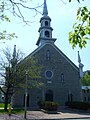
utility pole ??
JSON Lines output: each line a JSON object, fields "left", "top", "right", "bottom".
{"left": 24, "top": 71, "right": 28, "bottom": 119}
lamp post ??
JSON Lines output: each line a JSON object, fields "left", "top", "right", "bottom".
{"left": 24, "top": 71, "right": 28, "bottom": 119}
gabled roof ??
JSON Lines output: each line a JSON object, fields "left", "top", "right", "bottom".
{"left": 27, "top": 43, "right": 79, "bottom": 71}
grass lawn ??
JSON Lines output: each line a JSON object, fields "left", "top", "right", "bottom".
{"left": 11, "top": 109, "right": 24, "bottom": 114}
{"left": 0, "top": 103, "right": 24, "bottom": 114}
{"left": 0, "top": 109, "right": 24, "bottom": 114}
{"left": 0, "top": 103, "right": 5, "bottom": 108}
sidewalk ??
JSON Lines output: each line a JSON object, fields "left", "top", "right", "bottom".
{"left": 0, "top": 106, "right": 90, "bottom": 120}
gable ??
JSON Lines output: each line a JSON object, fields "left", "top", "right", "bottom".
{"left": 27, "top": 43, "right": 79, "bottom": 72}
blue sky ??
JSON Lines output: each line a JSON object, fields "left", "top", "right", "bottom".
{"left": 0, "top": 0, "right": 90, "bottom": 71}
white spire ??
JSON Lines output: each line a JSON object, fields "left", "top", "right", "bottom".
{"left": 13, "top": 45, "right": 16, "bottom": 59}
{"left": 43, "top": 0, "right": 48, "bottom": 16}
{"left": 11, "top": 45, "right": 17, "bottom": 71}
{"left": 78, "top": 51, "right": 81, "bottom": 63}
{"left": 78, "top": 51, "right": 84, "bottom": 78}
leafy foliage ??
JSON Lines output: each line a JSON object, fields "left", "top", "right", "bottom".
{"left": 0, "top": 31, "right": 17, "bottom": 40}
{"left": 0, "top": 0, "right": 43, "bottom": 41}
{"left": 81, "top": 73, "right": 90, "bottom": 86}
{"left": 38, "top": 101, "right": 58, "bottom": 111}
{"left": 69, "top": 6, "right": 90, "bottom": 48}
{"left": 0, "top": 46, "right": 25, "bottom": 110}
{"left": 0, "top": 1, "right": 17, "bottom": 41}
{"left": 0, "top": 103, "right": 24, "bottom": 114}
{"left": 0, "top": 46, "right": 43, "bottom": 110}
{"left": 17, "top": 57, "right": 43, "bottom": 89}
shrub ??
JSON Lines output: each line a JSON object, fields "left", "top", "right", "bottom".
{"left": 44, "top": 101, "right": 58, "bottom": 111}
{"left": 38, "top": 101, "right": 58, "bottom": 111}
{"left": 37, "top": 101, "right": 45, "bottom": 109}
{"left": 65, "top": 101, "right": 90, "bottom": 110}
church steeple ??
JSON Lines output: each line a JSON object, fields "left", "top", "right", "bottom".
{"left": 13, "top": 45, "right": 16, "bottom": 59}
{"left": 36, "top": 0, "right": 56, "bottom": 46}
{"left": 11, "top": 45, "right": 17, "bottom": 71}
{"left": 43, "top": 0, "right": 48, "bottom": 16}
{"left": 78, "top": 51, "right": 84, "bottom": 78}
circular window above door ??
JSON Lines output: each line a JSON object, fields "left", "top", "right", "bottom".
{"left": 45, "top": 70, "right": 53, "bottom": 79}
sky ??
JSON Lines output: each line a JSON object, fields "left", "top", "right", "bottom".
{"left": 0, "top": 0, "right": 90, "bottom": 71}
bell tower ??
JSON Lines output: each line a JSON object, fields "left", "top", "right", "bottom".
{"left": 36, "top": 0, "right": 56, "bottom": 46}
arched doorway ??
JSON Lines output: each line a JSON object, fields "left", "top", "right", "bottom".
{"left": 45, "top": 90, "right": 53, "bottom": 101}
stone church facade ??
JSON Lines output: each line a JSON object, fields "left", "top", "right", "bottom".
{"left": 12, "top": 0, "right": 82, "bottom": 107}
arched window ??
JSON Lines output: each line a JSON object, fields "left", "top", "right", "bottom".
{"left": 45, "top": 31, "right": 50, "bottom": 37}
{"left": 61, "top": 73, "right": 64, "bottom": 82}
{"left": 45, "top": 21, "right": 48, "bottom": 26}
{"left": 46, "top": 50, "right": 50, "bottom": 60}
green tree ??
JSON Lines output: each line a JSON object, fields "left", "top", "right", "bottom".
{"left": 0, "top": 46, "right": 42, "bottom": 110}
{"left": 0, "top": 0, "right": 18, "bottom": 41}
{"left": 0, "top": 0, "right": 43, "bottom": 41}
{"left": 0, "top": 11, "right": 17, "bottom": 41}
{"left": 1, "top": 0, "right": 89, "bottom": 46}
{"left": 0, "top": 46, "right": 24, "bottom": 110}
{"left": 68, "top": 6, "right": 90, "bottom": 48}
{"left": 81, "top": 73, "right": 90, "bottom": 86}
{"left": 60, "top": 0, "right": 89, "bottom": 48}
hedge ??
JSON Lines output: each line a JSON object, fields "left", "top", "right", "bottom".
{"left": 38, "top": 101, "right": 58, "bottom": 111}
{"left": 65, "top": 101, "right": 90, "bottom": 110}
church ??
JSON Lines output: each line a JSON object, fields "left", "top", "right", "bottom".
{"left": 12, "top": 0, "right": 83, "bottom": 107}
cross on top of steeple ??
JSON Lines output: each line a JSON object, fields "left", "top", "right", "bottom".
{"left": 43, "top": 0, "right": 48, "bottom": 16}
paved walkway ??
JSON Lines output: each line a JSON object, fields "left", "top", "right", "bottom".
{"left": 0, "top": 106, "right": 90, "bottom": 120}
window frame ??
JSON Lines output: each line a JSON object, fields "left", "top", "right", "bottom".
{"left": 45, "top": 31, "right": 50, "bottom": 37}
{"left": 45, "top": 70, "right": 53, "bottom": 79}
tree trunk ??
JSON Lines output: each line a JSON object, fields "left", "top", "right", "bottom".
{"left": 4, "top": 93, "right": 8, "bottom": 111}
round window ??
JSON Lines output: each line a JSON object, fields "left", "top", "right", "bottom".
{"left": 45, "top": 70, "right": 53, "bottom": 79}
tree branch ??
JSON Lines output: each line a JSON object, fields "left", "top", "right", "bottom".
{"left": 0, "top": 86, "right": 5, "bottom": 94}
{"left": 8, "top": 0, "right": 43, "bottom": 24}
